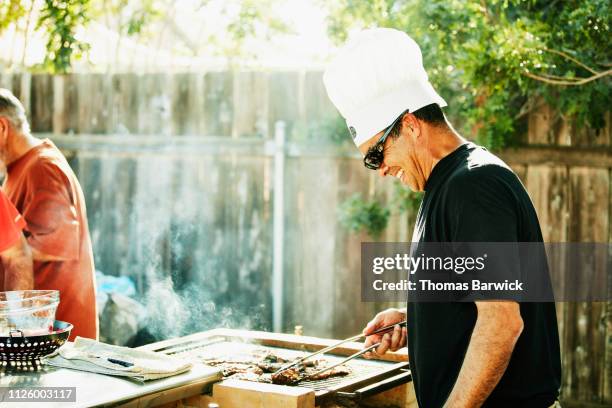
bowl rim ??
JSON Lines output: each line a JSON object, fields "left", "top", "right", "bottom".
{"left": 0, "top": 320, "right": 73, "bottom": 340}
{"left": 0, "top": 290, "right": 60, "bottom": 303}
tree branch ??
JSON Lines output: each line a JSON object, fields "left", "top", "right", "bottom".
{"left": 536, "top": 72, "right": 582, "bottom": 82}
{"left": 543, "top": 48, "right": 599, "bottom": 74}
{"left": 514, "top": 98, "right": 545, "bottom": 120}
{"left": 523, "top": 69, "right": 612, "bottom": 86}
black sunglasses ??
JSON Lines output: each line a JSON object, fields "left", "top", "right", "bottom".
{"left": 363, "top": 112, "right": 405, "bottom": 170}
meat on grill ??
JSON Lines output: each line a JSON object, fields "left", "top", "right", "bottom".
{"left": 307, "top": 366, "right": 351, "bottom": 381}
{"left": 203, "top": 351, "right": 351, "bottom": 385}
{"left": 271, "top": 368, "right": 302, "bottom": 385}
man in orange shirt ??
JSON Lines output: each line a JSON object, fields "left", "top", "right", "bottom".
{"left": 0, "top": 190, "right": 33, "bottom": 290}
{"left": 0, "top": 88, "right": 98, "bottom": 340}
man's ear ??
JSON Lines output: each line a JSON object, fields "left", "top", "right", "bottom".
{"left": 0, "top": 117, "right": 8, "bottom": 142}
{"left": 401, "top": 113, "right": 420, "bottom": 138}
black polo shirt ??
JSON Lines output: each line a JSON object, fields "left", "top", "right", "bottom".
{"left": 407, "top": 142, "right": 561, "bottom": 407}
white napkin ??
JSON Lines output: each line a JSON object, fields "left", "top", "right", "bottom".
{"left": 45, "top": 337, "right": 192, "bottom": 381}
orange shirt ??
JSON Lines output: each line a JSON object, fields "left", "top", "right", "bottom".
{"left": 0, "top": 190, "right": 26, "bottom": 252}
{"left": 2, "top": 139, "right": 98, "bottom": 340}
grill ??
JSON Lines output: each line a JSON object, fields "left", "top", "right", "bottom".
{"left": 143, "top": 329, "right": 414, "bottom": 407}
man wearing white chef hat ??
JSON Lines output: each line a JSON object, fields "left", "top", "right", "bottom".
{"left": 324, "top": 28, "right": 561, "bottom": 408}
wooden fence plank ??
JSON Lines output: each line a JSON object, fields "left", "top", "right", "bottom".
{"left": 565, "top": 167, "right": 609, "bottom": 403}
{"left": 137, "top": 73, "right": 172, "bottom": 136}
{"left": 528, "top": 100, "right": 554, "bottom": 145}
{"left": 605, "top": 169, "right": 612, "bottom": 404}
{"left": 268, "top": 72, "right": 300, "bottom": 140}
{"left": 171, "top": 73, "right": 205, "bottom": 136}
{"left": 0, "top": 73, "right": 31, "bottom": 118}
{"left": 285, "top": 156, "right": 352, "bottom": 337}
{"left": 29, "top": 74, "right": 53, "bottom": 132}
{"left": 526, "top": 166, "right": 569, "bottom": 243}
{"left": 0, "top": 72, "right": 29, "bottom": 117}
{"left": 110, "top": 73, "right": 140, "bottom": 134}
{"left": 498, "top": 146, "right": 612, "bottom": 168}
{"left": 52, "top": 75, "right": 79, "bottom": 134}
{"left": 232, "top": 71, "right": 268, "bottom": 138}
{"left": 77, "top": 154, "right": 136, "bottom": 280}
{"left": 525, "top": 164, "right": 569, "bottom": 395}
{"left": 332, "top": 159, "right": 375, "bottom": 339}
{"left": 303, "top": 71, "right": 337, "bottom": 126}
{"left": 204, "top": 72, "right": 233, "bottom": 137}
{"left": 76, "top": 74, "right": 112, "bottom": 134}
{"left": 166, "top": 155, "right": 273, "bottom": 333}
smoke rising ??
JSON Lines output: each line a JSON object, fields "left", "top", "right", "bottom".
{"left": 87, "top": 154, "right": 272, "bottom": 345}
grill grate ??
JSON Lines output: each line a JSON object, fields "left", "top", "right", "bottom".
{"left": 153, "top": 338, "right": 398, "bottom": 392}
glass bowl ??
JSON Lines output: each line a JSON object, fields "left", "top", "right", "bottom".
{"left": 0, "top": 291, "right": 60, "bottom": 336}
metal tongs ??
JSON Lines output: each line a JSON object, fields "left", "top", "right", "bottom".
{"left": 273, "top": 320, "right": 407, "bottom": 381}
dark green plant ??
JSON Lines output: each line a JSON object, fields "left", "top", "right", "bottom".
{"left": 338, "top": 184, "right": 423, "bottom": 237}
{"left": 37, "top": 0, "right": 91, "bottom": 73}
{"left": 325, "top": 0, "right": 611, "bottom": 150}
{"left": 393, "top": 184, "right": 423, "bottom": 214}
{"left": 338, "top": 193, "right": 390, "bottom": 238}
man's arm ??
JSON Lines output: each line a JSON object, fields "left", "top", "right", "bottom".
{"left": 0, "top": 234, "right": 34, "bottom": 290}
{"left": 18, "top": 161, "right": 81, "bottom": 263}
{"left": 30, "top": 247, "right": 71, "bottom": 262}
{"left": 443, "top": 301, "right": 523, "bottom": 408}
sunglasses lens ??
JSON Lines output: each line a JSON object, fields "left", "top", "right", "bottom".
{"left": 364, "top": 148, "right": 383, "bottom": 170}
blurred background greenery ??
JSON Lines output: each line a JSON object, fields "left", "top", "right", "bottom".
{"left": 2, "top": 0, "right": 609, "bottom": 149}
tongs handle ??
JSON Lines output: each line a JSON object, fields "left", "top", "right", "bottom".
{"left": 274, "top": 320, "right": 406, "bottom": 375}
{"left": 365, "top": 320, "right": 407, "bottom": 337}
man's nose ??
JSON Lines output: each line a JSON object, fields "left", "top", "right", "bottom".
{"left": 378, "top": 164, "right": 389, "bottom": 178}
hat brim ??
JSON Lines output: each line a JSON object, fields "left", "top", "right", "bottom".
{"left": 347, "top": 80, "right": 447, "bottom": 147}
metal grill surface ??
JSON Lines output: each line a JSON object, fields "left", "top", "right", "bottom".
{"left": 152, "top": 337, "right": 399, "bottom": 392}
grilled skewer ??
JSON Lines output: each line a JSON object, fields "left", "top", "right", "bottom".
{"left": 273, "top": 320, "right": 407, "bottom": 376}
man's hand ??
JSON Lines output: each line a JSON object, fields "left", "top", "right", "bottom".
{"left": 362, "top": 308, "right": 407, "bottom": 358}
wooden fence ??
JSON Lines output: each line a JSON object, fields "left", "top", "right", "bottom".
{"left": 0, "top": 72, "right": 610, "bottom": 407}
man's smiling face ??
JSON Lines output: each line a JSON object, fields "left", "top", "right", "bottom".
{"left": 358, "top": 114, "right": 424, "bottom": 192}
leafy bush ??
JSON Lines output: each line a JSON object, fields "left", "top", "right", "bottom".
{"left": 338, "top": 193, "right": 390, "bottom": 238}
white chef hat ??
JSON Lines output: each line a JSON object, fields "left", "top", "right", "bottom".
{"left": 323, "top": 28, "right": 447, "bottom": 147}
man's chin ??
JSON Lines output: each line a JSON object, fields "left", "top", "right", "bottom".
{"left": 402, "top": 177, "right": 422, "bottom": 193}
{"left": 396, "top": 170, "right": 416, "bottom": 190}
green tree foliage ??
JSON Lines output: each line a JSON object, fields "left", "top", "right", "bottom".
{"left": 3, "top": 0, "right": 289, "bottom": 73}
{"left": 220, "top": 0, "right": 291, "bottom": 62}
{"left": 326, "top": 0, "right": 611, "bottom": 149}
{"left": 37, "top": 0, "right": 91, "bottom": 73}
{"left": 0, "top": 1, "right": 27, "bottom": 33}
